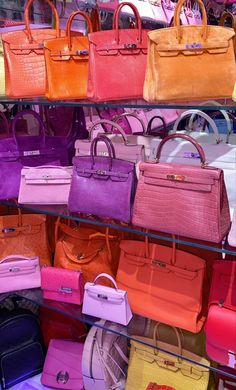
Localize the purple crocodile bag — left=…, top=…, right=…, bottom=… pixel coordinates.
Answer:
left=68, top=135, right=137, bottom=222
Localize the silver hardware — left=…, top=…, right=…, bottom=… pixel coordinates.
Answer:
left=218, top=298, right=224, bottom=307
left=185, top=43, right=202, bottom=49
left=58, top=287, right=73, bottom=294
left=96, top=170, right=106, bottom=175
left=77, top=252, right=85, bottom=260
left=9, top=267, right=21, bottom=273
left=98, top=294, right=108, bottom=300
left=23, top=150, right=40, bottom=156
left=76, top=50, right=88, bottom=55
left=99, top=151, right=109, bottom=157
left=1, top=228, right=15, bottom=233
left=184, top=151, right=200, bottom=159
left=152, top=260, right=166, bottom=268
left=124, top=43, right=137, bottom=49
left=56, top=371, right=69, bottom=384
left=38, top=44, right=44, bottom=49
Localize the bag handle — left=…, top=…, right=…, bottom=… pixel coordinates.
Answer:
left=219, top=11, right=236, bottom=30
left=155, top=134, right=206, bottom=166
left=89, top=119, right=128, bottom=143
left=0, top=255, right=33, bottom=264
left=113, top=112, right=146, bottom=134
left=66, top=11, right=93, bottom=50
left=113, top=2, right=142, bottom=43
left=153, top=322, right=182, bottom=359
left=11, top=109, right=46, bottom=147
left=146, top=116, right=168, bottom=137
left=0, top=112, right=9, bottom=135
left=93, top=272, right=119, bottom=289
left=24, top=0, right=60, bottom=43
left=173, top=0, right=208, bottom=42
left=202, top=111, right=234, bottom=142
left=91, top=135, right=116, bottom=171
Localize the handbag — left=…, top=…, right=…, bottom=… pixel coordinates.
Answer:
left=41, top=339, right=84, bottom=389
left=132, top=133, right=231, bottom=243
left=87, top=2, right=148, bottom=101
left=44, top=11, right=92, bottom=100
left=41, top=266, right=84, bottom=305
left=69, top=135, right=137, bottom=222
left=18, top=166, right=73, bottom=205
left=82, top=272, right=133, bottom=325
left=219, top=12, right=236, bottom=59
left=125, top=323, right=210, bottom=390
left=143, top=0, right=236, bottom=102
left=1, top=0, right=65, bottom=98
left=228, top=208, right=236, bottom=247
left=116, top=238, right=206, bottom=332
left=96, top=107, right=132, bottom=134
left=0, top=255, right=41, bottom=294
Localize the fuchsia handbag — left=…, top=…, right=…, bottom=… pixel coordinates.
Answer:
left=132, top=134, right=231, bottom=243
left=41, top=267, right=84, bottom=305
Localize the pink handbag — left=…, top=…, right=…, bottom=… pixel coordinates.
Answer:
left=41, top=266, right=84, bottom=305
left=228, top=208, right=236, bottom=247
left=132, top=133, right=231, bottom=243
left=82, top=272, right=133, bottom=325
left=0, top=255, right=41, bottom=293
left=18, top=166, right=73, bottom=205
left=41, top=339, right=84, bottom=389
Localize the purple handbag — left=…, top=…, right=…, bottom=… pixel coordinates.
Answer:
left=68, top=135, right=137, bottom=222
left=96, top=107, right=132, bottom=134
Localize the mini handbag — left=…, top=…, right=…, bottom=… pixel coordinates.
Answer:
left=0, top=255, right=41, bottom=294
left=41, top=266, right=84, bottom=305
left=18, top=166, right=73, bottom=205
left=82, top=272, right=132, bottom=325
left=41, top=339, right=84, bottom=389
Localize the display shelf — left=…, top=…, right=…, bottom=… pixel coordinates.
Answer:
left=8, top=290, right=236, bottom=381
left=1, top=200, right=236, bottom=257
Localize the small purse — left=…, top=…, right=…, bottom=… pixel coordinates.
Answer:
left=0, top=255, right=41, bottom=294
left=82, top=272, right=133, bottom=325
left=41, top=266, right=84, bottom=305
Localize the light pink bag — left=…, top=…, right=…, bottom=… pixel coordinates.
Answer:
left=0, top=255, right=40, bottom=293
left=41, top=266, right=84, bottom=305
left=18, top=166, right=73, bottom=205
left=41, top=339, right=84, bottom=389
left=228, top=208, right=236, bottom=247
left=82, top=273, right=133, bottom=325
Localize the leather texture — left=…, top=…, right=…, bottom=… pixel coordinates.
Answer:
left=0, top=255, right=40, bottom=293
left=116, top=239, right=206, bottom=333
left=0, top=38, right=5, bottom=96
left=19, top=166, right=73, bottom=205
left=87, top=2, right=149, bottom=101
left=2, top=0, right=66, bottom=97
left=220, top=12, right=236, bottom=59
left=69, top=135, right=137, bottom=223
left=44, top=11, right=92, bottom=100
left=228, top=208, right=236, bottom=247
left=82, top=273, right=133, bottom=325
left=41, top=339, right=84, bottom=389
left=41, top=266, right=84, bottom=305
left=205, top=260, right=236, bottom=368
left=132, top=134, right=231, bottom=243
left=143, top=0, right=236, bottom=102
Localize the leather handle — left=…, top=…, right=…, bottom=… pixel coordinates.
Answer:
left=93, top=272, right=119, bottom=289
left=219, top=11, right=236, bottom=30
left=153, top=322, right=182, bottom=358
left=114, top=2, right=142, bottom=43
left=113, top=112, right=146, bottom=134
left=89, top=119, right=128, bottom=143
left=201, top=110, right=233, bottom=140
left=155, top=134, right=206, bottom=165
left=0, top=255, right=33, bottom=264
left=91, top=135, right=116, bottom=171
left=11, top=109, right=46, bottom=147
left=66, top=11, right=93, bottom=50
left=24, top=0, right=60, bottom=43
left=146, top=116, right=167, bottom=136
left=0, top=112, right=9, bottom=135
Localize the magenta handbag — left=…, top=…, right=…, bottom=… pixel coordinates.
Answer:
left=41, top=339, right=84, bottom=389
left=82, top=273, right=133, bottom=325
left=132, top=133, right=230, bottom=243
left=41, top=266, right=84, bottom=305
left=0, top=255, right=41, bottom=293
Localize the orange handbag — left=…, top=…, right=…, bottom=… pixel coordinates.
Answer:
left=219, top=12, right=236, bottom=58
left=44, top=11, right=93, bottom=100
left=2, top=0, right=64, bottom=98
left=116, top=238, right=206, bottom=333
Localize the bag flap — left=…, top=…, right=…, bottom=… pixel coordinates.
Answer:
left=209, top=260, right=236, bottom=310
left=84, top=282, right=126, bottom=303
left=2, top=29, right=66, bottom=46
left=22, top=166, right=72, bottom=184
left=0, top=257, right=39, bottom=275
left=41, top=267, right=82, bottom=291
left=45, top=35, right=89, bottom=61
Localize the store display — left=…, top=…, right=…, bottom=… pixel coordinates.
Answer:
left=228, top=208, right=236, bottom=247
left=41, top=266, right=84, bottom=305
left=41, top=339, right=84, bottom=389
left=143, top=0, right=236, bottom=102
left=82, top=272, right=133, bottom=325
left=0, top=255, right=41, bottom=293
left=82, top=320, right=128, bottom=390
left=205, top=260, right=236, bottom=367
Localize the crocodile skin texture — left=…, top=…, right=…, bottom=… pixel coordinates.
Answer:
left=132, top=162, right=231, bottom=243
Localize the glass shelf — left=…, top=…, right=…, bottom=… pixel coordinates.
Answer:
left=6, top=290, right=235, bottom=381
left=1, top=200, right=236, bottom=257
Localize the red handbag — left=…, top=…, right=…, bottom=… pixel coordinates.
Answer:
left=87, top=2, right=148, bottom=101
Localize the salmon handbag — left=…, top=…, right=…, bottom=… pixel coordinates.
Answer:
left=143, top=0, right=236, bottom=102
left=1, top=0, right=64, bottom=97
left=44, top=11, right=93, bottom=100
left=87, top=2, right=148, bottom=101
left=116, top=238, right=206, bottom=333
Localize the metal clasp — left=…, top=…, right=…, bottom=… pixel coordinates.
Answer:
left=167, top=174, right=185, bottom=181
left=185, top=42, right=202, bottom=49
left=76, top=50, right=88, bottom=55
left=1, top=228, right=15, bottom=233
left=56, top=371, right=69, bottom=384
left=96, top=170, right=106, bottom=175
left=124, top=43, right=137, bottom=49
left=58, top=287, right=72, bottom=294
left=9, top=267, right=21, bottom=273
left=152, top=260, right=166, bottom=268
left=97, top=294, right=108, bottom=300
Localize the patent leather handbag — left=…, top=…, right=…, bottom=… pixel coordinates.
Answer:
left=0, top=255, right=41, bottom=293
left=41, top=266, right=84, bottom=305
left=2, top=0, right=65, bottom=97
left=132, top=133, right=231, bottom=243
left=87, top=2, right=148, bottom=101
left=69, top=135, right=137, bottom=222
left=44, top=11, right=92, bottom=100
left=82, top=273, right=133, bottom=325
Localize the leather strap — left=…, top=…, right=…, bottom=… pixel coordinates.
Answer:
left=66, top=11, right=93, bottom=50
left=93, top=273, right=119, bottom=289
left=11, top=109, right=46, bottom=147
left=202, top=110, right=233, bottom=141
left=219, top=11, right=236, bottom=31
left=89, top=119, right=128, bottom=143
left=91, top=135, right=116, bottom=170
left=153, top=323, right=182, bottom=358
left=147, top=116, right=168, bottom=137
left=0, top=255, right=33, bottom=264
left=0, top=112, right=9, bottom=135
left=113, top=2, right=142, bottom=43
left=113, top=112, right=146, bottom=135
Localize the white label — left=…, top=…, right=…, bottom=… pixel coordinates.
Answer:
left=23, top=150, right=40, bottom=156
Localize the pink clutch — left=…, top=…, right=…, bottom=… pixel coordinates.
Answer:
left=41, top=339, right=84, bottom=389
left=41, top=267, right=84, bottom=305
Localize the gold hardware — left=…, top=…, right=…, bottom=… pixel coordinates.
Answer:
left=167, top=174, right=185, bottom=181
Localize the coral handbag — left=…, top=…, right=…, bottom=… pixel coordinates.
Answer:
left=87, top=2, right=148, bottom=101
left=1, top=0, right=65, bottom=97
left=44, top=11, right=92, bottom=100
left=205, top=260, right=236, bottom=368
left=132, top=133, right=231, bottom=243
left=143, top=0, right=235, bottom=102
